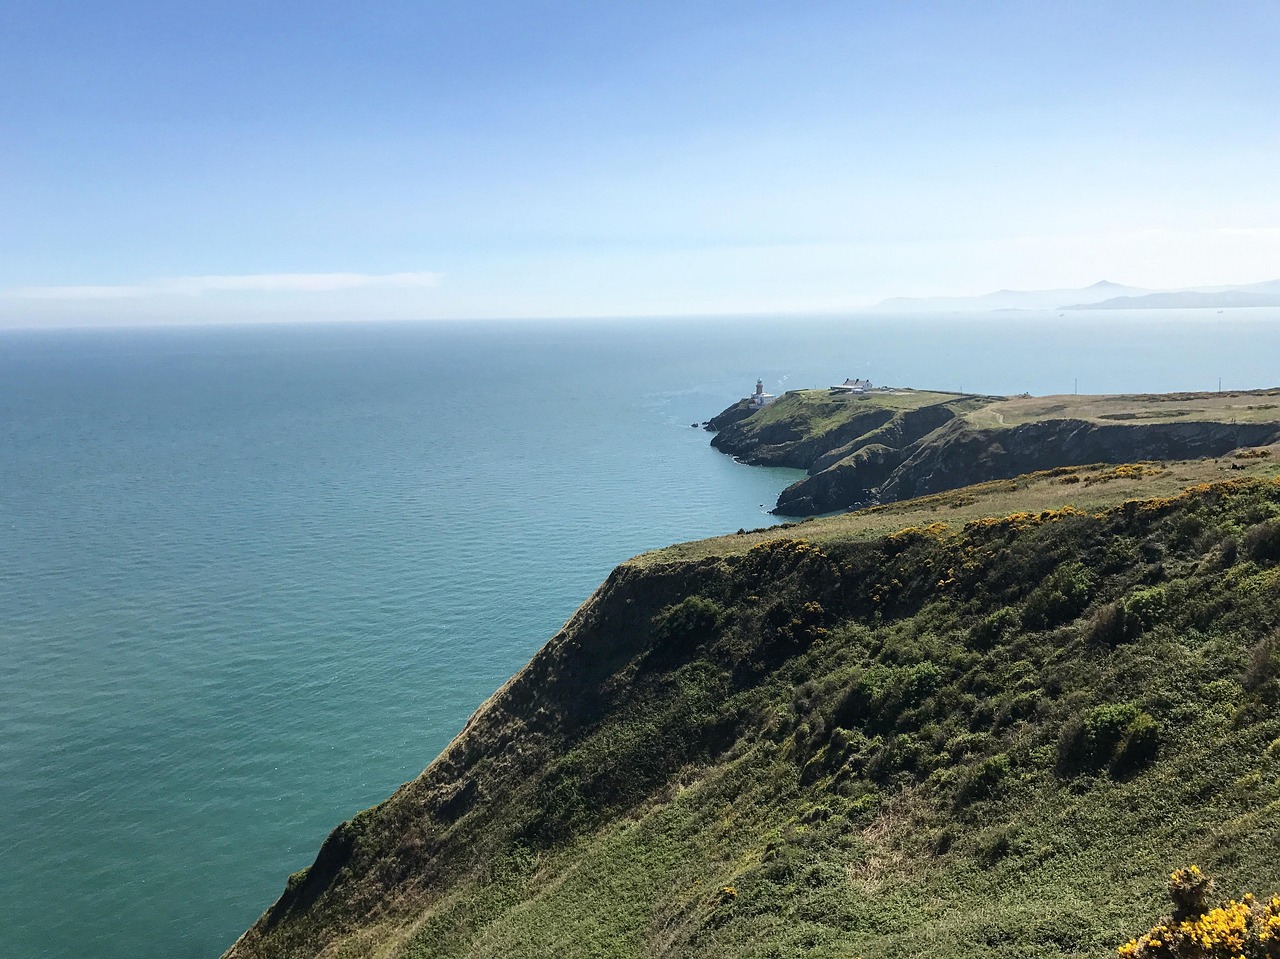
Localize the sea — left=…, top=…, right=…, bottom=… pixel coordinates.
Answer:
left=2, top=311, right=1278, bottom=959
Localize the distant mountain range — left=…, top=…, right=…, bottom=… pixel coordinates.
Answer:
left=869, top=278, right=1280, bottom=312
left=1064, top=288, right=1280, bottom=310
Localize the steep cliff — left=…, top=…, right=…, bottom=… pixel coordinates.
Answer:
left=227, top=462, right=1280, bottom=959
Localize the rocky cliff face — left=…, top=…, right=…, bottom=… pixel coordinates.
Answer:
left=772, top=403, right=962, bottom=514
left=711, top=401, right=901, bottom=470
left=703, top=398, right=757, bottom=433
left=709, top=394, right=967, bottom=474
left=879, top=418, right=1280, bottom=502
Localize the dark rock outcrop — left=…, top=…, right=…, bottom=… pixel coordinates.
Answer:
left=703, top=399, right=756, bottom=433
left=774, top=403, right=961, bottom=514
left=711, top=399, right=901, bottom=470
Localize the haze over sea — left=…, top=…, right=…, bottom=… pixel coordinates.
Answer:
left=2, top=312, right=1278, bottom=959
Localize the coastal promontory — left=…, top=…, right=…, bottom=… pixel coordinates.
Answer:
left=708, top=386, right=1280, bottom=515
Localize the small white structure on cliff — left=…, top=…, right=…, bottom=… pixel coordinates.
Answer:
left=750, top=378, right=776, bottom=408
left=832, top=377, right=873, bottom=393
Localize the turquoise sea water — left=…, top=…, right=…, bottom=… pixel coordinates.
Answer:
left=2, top=312, right=1278, bottom=958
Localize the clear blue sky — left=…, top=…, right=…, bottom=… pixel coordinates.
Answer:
left=2, top=1, right=1278, bottom=325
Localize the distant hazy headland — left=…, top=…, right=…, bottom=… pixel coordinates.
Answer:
left=870, top=278, right=1280, bottom=312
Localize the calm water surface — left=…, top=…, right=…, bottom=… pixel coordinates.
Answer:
left=1, top=312, right=1277, bottom=958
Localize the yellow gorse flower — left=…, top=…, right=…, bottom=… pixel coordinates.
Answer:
left=1118, top=869, right=1280, bottom=958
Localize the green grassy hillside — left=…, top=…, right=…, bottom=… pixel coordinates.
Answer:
left=227, top=464, right=1280, bottom=959
left=967, top=390, right=1280, bottom=428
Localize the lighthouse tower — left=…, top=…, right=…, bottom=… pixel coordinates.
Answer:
left=750, top=378, right=775, bottom=408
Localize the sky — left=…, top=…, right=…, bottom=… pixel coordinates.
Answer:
left=2, top=0, right=1279, bottom=326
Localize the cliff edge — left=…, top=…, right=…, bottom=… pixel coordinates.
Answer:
left=227, top=453, right=1280, bottom=959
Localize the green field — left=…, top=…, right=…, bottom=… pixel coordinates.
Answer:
left=966, top=390, right=1280, bottom=428
left=759, top=387, right=967, bottom=415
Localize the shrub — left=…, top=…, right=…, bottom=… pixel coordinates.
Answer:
left=970, top=606, right=1020, bottom=649
left=955, top=752, right=1011, bottom=805
left=1024, top=561, right=1096, bottom=629
left=1168, top=865, right=1214, bottom=923
left=1057, top=702, right=1159, bottom=776
left=975, top=822, right=1017, bottom=865
left=1219, top=534, right=1239, bottom=566
left=1102, top=537, right=1142, bottom=572
left=653, top=596, right=726, bottom=644
left=834, top=662, right=943, bottom=733
left=1243, top=633, right=1280, bottom=694
left=1125, top=586, right=1167, bottom=629
left=1082, top=703, right=1140, bottom=755
left=1086, top=601, right=1141, bottom=647
left=1243, top=518, right=1280, bottom=563
left=1116, top=867, right=1280, bottom=958
left=1164, top=511, right=1207, bottom=552
left=1114, top=711, right=1160, bottom=772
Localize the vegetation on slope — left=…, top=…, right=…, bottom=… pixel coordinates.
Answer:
left=228, top=472, right=1280, bottom=959
left=639, top=452, right=1280, bottom=567
left=708, top=388, right=1280, bottom=515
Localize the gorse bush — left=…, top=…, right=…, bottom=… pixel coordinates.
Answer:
left=1169, top=865, right=1214, bottom=923
left=1119, top=867, right=1280, bottom=958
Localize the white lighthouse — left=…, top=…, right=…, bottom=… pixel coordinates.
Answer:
left=750, top=378, right=776, bottom=408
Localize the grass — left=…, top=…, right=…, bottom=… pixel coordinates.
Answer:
left=635, top=449, right=1280, bottom=567
left=964, top=389, right=1280, bottom=429
left=760, top=388, right=963, bottom=416
left=726, top=387, right=1280, bottom=438
left=728, top=388, right=968, bottom=439
left=228, top=467, right=1280, bottom=959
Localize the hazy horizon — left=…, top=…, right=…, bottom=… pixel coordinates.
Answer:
left=4, top=2, right=1279, bottom=327
left=6, top=278, right=1280, bottom=331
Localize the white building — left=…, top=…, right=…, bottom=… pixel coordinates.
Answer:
left=832, top=377, right=873, bottom=393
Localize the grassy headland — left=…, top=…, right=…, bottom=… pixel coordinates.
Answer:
left=227, top=453, right=1280, bottom=959
left=708, top=387, right=1280, bottom=516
